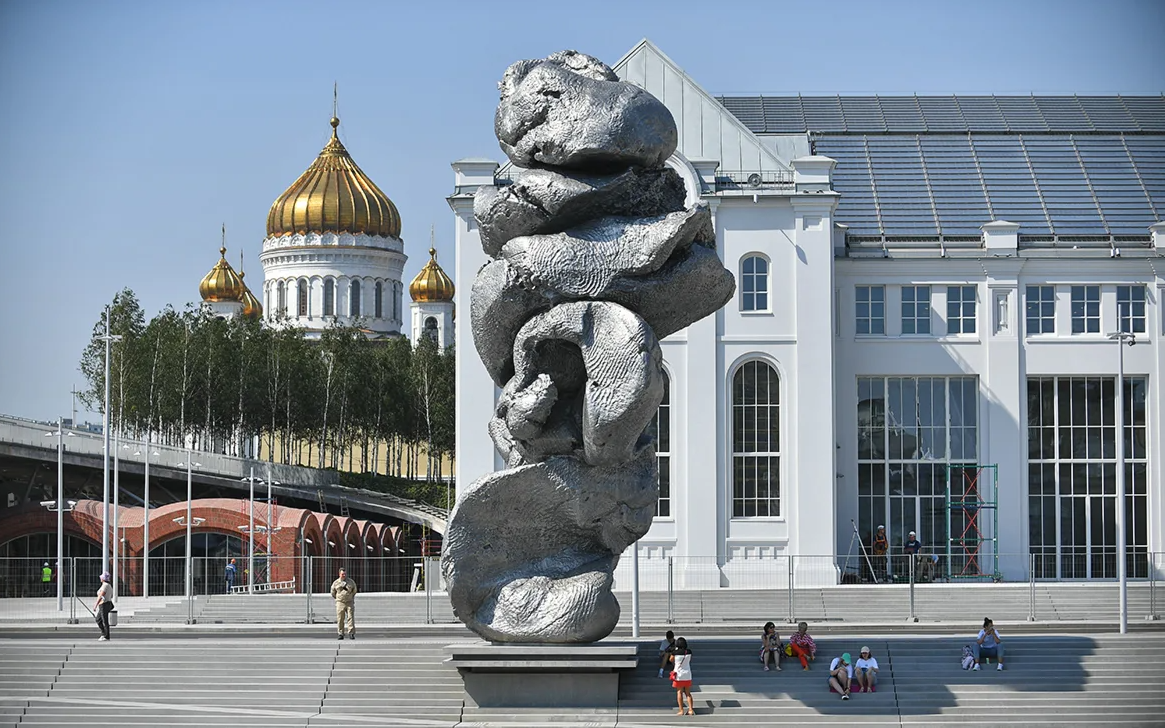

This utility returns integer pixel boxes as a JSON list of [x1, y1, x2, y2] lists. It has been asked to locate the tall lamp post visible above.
[[175, 450, 204, 606], [96, 309, 123, 576], [239, 468, 277, 594], [133, 440, 159, 598], [42, 418, 76, 611], [1106, 327, 1136, 635]]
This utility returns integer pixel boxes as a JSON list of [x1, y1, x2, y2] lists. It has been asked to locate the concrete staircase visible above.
[[1, 635, 1162, 727]]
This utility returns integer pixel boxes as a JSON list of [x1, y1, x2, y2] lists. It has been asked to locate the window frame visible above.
[[323, 278, 335, 317], [946, 285, 977, 335], [651, 369, 672, 519], [374, 281, 384, 319], [1070, 285, 1100, 334], [1116, 284, 1146, 334], [297, 279, 309, 317], [730, 359, 782, 519], [740, 254, 771, 314], [855, 285, 886, 336], [1025, 285, 1055, 336], [350, 279, 362, 318], [901, 285, 932, 336]]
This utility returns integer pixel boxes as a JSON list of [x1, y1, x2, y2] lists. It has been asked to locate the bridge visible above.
[[0, 414, 448, 534]]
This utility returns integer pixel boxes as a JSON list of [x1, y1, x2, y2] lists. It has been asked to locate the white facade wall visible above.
[[449, 41, 1163, 588]]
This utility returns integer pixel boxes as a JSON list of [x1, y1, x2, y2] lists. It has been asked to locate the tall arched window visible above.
[[374, 282, 384, 318], [649, 370, 671, 517], [392, 282, 400, 321], [732, 360, 780, 517], [741, 255, 770, 312], [423, 316, 439, 342], [350, 280, 361, 317], [324, 278, 335, 316], [297, 279, 308, 317], [277, 281, 287, 315]]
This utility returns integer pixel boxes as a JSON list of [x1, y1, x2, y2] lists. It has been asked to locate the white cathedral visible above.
[[196, 114, 455, 347], [450, 40, 1164, 588]]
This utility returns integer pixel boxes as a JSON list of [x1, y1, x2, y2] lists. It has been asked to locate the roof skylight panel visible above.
[[801, 97, 847, 132], [956, 97, 1008, 131], [878, 97, 927, 132], [1122, 97, 1165, 131], [917, 97, 968, 131], [1078, 97, 1137, 131], [1033, 97, 1092, 131], [995, 97, 1049, 131], [972, 136, 1051, 233], [762, 97, 807, 133]]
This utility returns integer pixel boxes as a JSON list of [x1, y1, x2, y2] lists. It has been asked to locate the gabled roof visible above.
[[716, 95, 1165, 135], [614, 39, 789, 172]]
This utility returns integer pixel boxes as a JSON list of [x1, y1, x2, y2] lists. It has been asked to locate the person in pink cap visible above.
[[854, 646, 879, 692], [94, 572, 114, 641]]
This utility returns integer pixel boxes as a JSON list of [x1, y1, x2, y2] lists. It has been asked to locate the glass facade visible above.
[[901, 285, 931, 334], [649, 371, 671, 518], [857, 376, 979, 558], [732, 361, 781, 517], [741, 256, 769, 312], [1027, 376, 1149, 579]]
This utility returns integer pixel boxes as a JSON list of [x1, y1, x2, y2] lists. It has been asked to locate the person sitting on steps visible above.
[[760, 621, 783, 671], [854, 646, 879, 692], [788, 621, 817, 670], [971, 616, 1005, 671], [828, 652, 853, 699], [657, 630, 676, 678]]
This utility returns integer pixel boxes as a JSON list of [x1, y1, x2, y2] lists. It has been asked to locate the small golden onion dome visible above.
[[237, 270, 263, 318], [410, 248, 455, 302], [266, 116, 401, 239], [199, 247, 246, 302]]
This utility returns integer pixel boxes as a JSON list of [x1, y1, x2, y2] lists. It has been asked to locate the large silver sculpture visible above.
[[442, 50, 735, 643]]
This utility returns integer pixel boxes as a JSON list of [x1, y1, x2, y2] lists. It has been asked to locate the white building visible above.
[[450, 40, 1164, 586], [261, 116, 408, 338]]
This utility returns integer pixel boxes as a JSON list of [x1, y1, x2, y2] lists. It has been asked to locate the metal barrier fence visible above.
[[2, 553, 1161, 626]]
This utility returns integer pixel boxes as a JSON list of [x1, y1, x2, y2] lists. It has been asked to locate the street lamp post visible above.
[[134, 440, 159, 599], [1107, 327, 1136, 635], [239, 468, 277, 594], [42, 418, 76, 612], [176, 450, 203, 600]]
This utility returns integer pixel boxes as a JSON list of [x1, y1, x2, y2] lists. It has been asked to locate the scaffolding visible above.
[[945, 464, 1000, 582]]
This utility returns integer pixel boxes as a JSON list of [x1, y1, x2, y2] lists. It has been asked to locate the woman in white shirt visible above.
[[854, 646, 879, 692], [93, 572, 113, 641], [669, 637, 694, 716]]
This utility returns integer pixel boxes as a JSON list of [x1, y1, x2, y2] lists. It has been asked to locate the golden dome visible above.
[[266, 116, 401, 239], [199, 247, 246, 302], [237, 269, 263, 319], [410, 248, 455, 302]]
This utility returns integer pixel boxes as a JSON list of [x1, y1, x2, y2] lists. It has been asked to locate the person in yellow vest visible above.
[[330, 568, 357, 640], [41, 562, 52, 595]]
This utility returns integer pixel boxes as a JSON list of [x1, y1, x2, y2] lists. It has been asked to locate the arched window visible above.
[[277, 281, 287, 315], [350, 280, 361, 317], [649, 370, 671, 518], [297, 279, 308, 317], [324, 278, 335, 316], [423, 316, 439, 342], [374, 282, 384, 318], [149, 533, 248, 597], [732, 360, 780, 517], [741, 255, 770, 312], [392, 282, 400, 321]]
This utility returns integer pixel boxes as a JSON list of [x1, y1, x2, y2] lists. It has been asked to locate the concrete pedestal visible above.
[[445, 642, 639, 709]]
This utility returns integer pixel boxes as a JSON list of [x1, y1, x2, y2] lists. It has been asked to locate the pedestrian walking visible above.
[[330, 567, 357, 640], [225, 558, 238, 594], [94, 572, 114, 641]]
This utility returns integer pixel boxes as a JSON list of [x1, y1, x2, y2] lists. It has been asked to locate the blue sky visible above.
[[0, 0, 1162, 421]]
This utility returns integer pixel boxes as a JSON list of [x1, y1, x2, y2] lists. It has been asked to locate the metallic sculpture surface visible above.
[[442, 50, 735, 643]]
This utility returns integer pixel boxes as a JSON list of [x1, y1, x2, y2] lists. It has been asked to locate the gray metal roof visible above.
[[712, 96, 1164, 240], [814, 133, 1163, 238], [715, 95, 1165, 134]]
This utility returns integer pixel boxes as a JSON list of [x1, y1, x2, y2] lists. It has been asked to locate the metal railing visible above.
[[2, 552, 1159, 627]]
